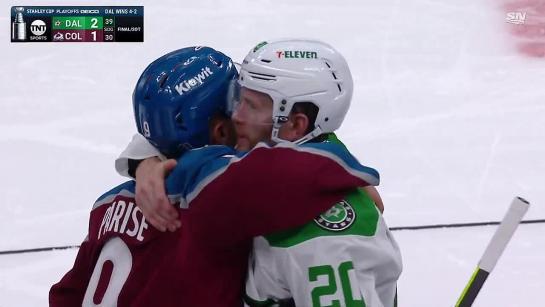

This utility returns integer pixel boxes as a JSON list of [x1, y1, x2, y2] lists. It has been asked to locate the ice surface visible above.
[[1, 0, 544, 306]]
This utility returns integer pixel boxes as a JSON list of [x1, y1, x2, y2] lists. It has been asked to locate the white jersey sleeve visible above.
[[115, 133, 166, 178], [244, 248, 291, 306]]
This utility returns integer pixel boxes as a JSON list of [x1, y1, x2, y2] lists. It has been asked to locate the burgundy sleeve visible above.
[[49, 239, 94, 306], [187, 146, 368, 245]]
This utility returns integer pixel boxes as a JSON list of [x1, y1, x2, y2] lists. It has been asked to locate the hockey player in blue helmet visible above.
[[50, 46, 240, 306], [117, 46, 239, 230], [132, 46, 238, 159]]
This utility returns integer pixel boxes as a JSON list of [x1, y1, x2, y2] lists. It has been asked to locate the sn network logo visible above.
[[506, 11, 526, 25]]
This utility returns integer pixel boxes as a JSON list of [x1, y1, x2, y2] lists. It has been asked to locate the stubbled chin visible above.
[[235, 139, 251, 151]]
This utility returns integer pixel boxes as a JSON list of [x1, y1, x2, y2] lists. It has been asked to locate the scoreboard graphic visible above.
[[11, 6, 144, 42]]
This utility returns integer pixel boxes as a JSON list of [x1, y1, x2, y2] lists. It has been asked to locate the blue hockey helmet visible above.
[[133, 46, 238, 157]]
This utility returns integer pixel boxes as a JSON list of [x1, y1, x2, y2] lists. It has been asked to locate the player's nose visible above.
[[231, 103, 246, 125]]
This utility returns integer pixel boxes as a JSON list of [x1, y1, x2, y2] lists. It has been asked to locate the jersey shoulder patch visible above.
[[264, 188, 380, 248]]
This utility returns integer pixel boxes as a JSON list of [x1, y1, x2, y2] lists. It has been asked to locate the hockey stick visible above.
[[455, 196, 530, 307]]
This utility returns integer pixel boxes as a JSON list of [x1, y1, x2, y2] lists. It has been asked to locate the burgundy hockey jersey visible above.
[[50, 141, 379, 306]]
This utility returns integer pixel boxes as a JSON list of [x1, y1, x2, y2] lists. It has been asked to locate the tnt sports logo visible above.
[[30, 19, 46, 36], [276, 50, 318, 59], [314, 200, 356, 231]]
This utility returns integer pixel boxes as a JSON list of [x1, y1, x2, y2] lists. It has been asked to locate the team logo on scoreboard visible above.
[[314, 200, 356, 231], [53, 32, 64, 41], [30, 19, 47, 36]]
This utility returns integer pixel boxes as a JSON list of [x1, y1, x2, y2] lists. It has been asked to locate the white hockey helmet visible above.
[[238, 39, 353, 144]]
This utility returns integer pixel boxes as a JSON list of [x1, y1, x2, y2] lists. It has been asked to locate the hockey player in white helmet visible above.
[[231, 39, 402, 307], [235, 39, 352, 146], [233, 39, 385, 212]]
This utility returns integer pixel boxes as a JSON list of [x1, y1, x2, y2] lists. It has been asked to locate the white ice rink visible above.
[[1, 0, 544, 306]]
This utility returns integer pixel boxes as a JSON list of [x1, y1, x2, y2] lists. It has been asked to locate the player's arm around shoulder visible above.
[[164, 145, 238, 205], [363, 185, 384, 213], [324, 133, 385, 212], [113, 133, 182, 232], [172, 141, 381, 243], [296, 141, 380, 186], [173, 140, 380, 207], [115, 133, 165, 178]]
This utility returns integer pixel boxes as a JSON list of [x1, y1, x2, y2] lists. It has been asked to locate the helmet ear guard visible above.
[[239, 39, 353, 145], [133, 46, 238, 158]]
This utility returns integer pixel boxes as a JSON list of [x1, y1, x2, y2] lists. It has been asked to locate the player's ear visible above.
[[210, 117, 236, 146], [210, 120, 224, 145], [289, 113, 309, 140]]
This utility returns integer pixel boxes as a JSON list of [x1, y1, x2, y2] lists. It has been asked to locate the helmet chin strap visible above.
[[270, 116, 287, 145], [294, 126, 323, 145], [270, 116, 323, 145]]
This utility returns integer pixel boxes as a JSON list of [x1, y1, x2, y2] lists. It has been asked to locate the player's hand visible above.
[[363, 186, 384, 213], [135, 157, 181, 232]]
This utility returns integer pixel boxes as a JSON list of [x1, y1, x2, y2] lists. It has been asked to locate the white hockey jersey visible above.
[[244, 188, 402, 307]]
